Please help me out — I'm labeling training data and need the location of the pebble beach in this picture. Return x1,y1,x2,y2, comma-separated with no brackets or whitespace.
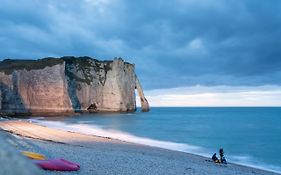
0,120,279,175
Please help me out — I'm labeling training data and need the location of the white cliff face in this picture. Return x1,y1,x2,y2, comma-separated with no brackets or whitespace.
65,58,137,112
0,57,149,115
0,63,72,114
100,59,137,112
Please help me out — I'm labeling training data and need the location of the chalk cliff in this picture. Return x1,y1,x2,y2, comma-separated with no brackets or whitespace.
0,57,149,115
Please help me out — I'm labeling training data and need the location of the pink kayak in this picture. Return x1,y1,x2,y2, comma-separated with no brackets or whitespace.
33,158,80,171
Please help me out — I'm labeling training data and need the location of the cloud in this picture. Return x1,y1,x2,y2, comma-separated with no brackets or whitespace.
137,85,281,107
0,0,281,90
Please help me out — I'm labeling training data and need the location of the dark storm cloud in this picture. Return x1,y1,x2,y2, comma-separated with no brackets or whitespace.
0,0,281,89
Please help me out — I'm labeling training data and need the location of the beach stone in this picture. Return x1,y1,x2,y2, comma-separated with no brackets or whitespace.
0,131,41,175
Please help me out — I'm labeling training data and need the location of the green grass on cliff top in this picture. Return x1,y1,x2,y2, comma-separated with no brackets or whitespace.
0,56,125,75
0,58,64,74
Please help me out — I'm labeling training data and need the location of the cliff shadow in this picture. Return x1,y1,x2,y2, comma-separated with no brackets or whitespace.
0,73,29,115
66,78,82,113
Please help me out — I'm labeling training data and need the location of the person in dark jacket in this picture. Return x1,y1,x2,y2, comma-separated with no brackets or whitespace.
212,153,220,163
219,148,227,164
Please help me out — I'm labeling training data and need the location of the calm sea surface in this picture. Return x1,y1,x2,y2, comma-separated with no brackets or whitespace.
31,107,281,173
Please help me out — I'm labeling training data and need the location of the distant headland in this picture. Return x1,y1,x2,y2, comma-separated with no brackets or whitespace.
0,56,149,116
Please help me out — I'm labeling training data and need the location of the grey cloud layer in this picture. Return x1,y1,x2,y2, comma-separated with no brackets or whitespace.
0,0,281,89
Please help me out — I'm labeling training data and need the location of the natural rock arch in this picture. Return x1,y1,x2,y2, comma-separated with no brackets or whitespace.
135,76,149,112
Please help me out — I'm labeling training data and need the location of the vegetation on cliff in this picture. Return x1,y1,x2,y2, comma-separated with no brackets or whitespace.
0,57,120,81
63,56,113,85
0,58,64,74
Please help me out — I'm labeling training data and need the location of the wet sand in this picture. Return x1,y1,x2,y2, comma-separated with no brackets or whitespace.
0,120,279,175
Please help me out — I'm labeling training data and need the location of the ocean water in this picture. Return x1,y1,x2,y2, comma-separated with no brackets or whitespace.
30,107,281,173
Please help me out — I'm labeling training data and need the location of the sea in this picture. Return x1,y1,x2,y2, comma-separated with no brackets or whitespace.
29,107,281,173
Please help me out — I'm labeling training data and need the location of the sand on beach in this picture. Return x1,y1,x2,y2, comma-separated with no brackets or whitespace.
0,120,279,175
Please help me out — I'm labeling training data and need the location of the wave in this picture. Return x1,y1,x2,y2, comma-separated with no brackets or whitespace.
0,117,9,121
230,155,281,174
29,119,203,154
29,119,281,174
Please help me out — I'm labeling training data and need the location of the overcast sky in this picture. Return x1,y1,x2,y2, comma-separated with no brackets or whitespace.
1,0,281,106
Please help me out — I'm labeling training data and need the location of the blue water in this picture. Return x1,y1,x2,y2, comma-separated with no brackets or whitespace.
33,107,281,173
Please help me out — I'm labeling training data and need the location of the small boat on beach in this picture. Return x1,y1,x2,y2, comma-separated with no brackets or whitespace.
34,158,80,171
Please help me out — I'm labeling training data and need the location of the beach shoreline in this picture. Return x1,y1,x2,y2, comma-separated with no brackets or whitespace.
0,120,280,175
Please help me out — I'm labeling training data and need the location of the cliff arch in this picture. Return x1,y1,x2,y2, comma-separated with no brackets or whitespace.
135,76,149,112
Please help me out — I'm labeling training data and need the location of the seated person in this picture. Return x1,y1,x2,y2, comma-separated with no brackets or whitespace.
212,153,220,163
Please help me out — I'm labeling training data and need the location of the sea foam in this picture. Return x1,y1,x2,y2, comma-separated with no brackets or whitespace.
29,119,203,154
